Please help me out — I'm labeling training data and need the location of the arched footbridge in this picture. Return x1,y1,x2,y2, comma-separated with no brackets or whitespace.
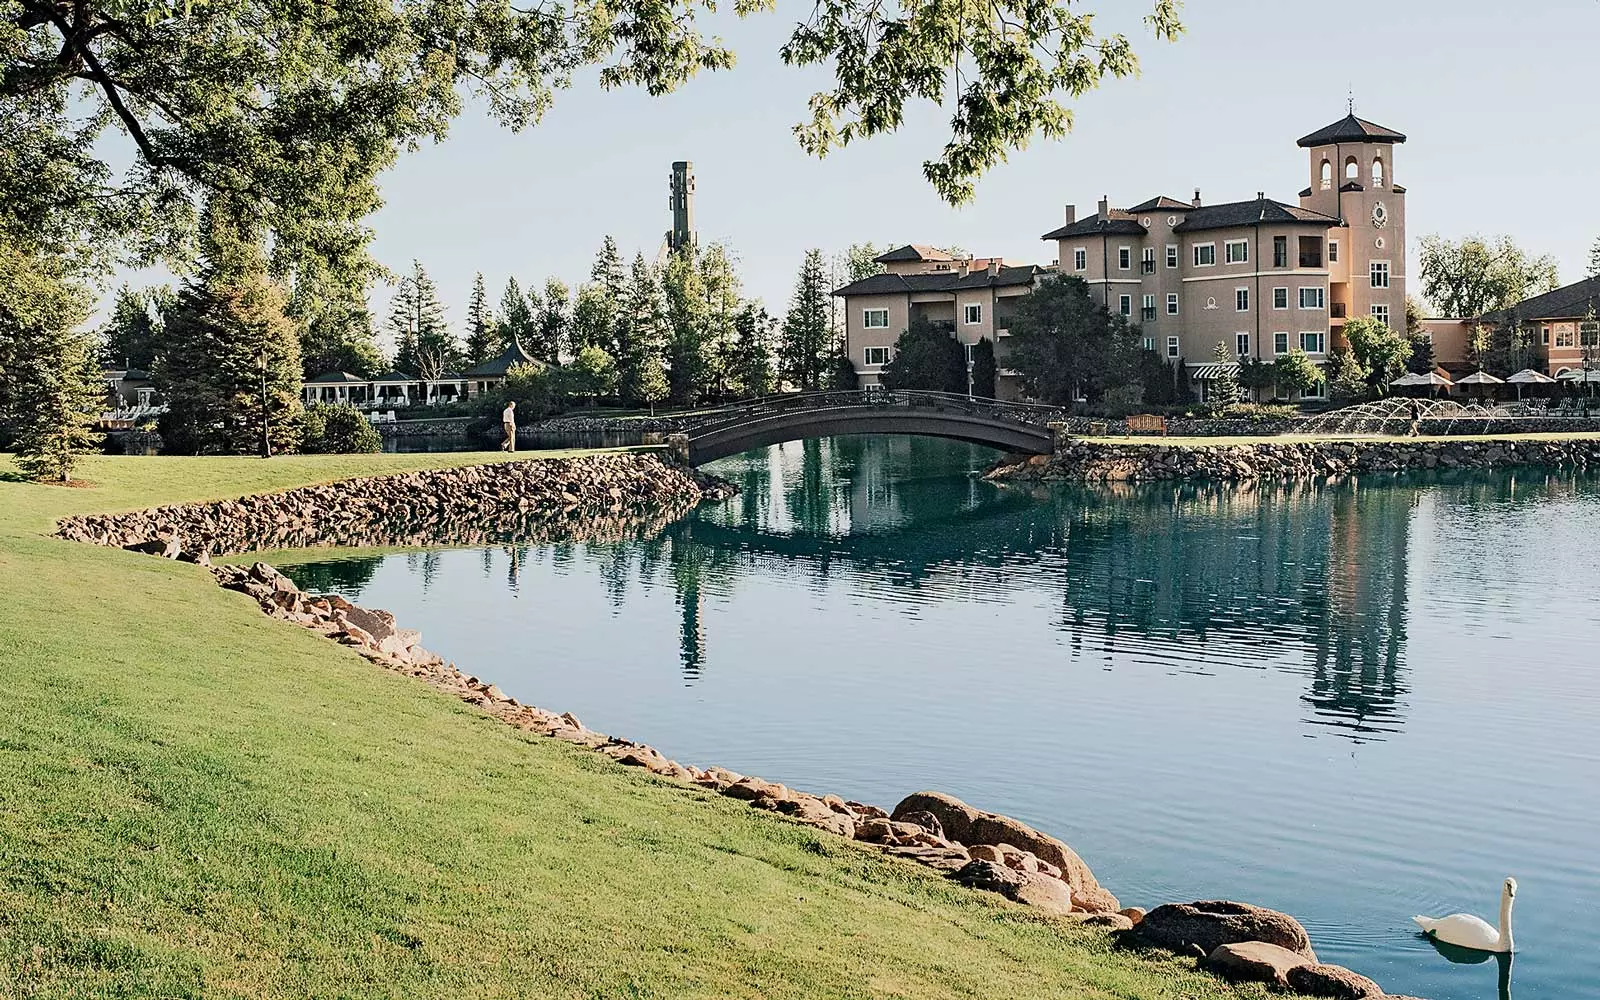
668,390,1066,466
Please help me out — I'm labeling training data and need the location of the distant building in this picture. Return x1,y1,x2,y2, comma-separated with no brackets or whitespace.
1478,276,1600,377
668,160,695,253
836,113,1414,401
301,341,538,409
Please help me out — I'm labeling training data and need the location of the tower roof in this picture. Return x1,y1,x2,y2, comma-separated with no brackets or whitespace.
1298,114,1406,147
873,244,959,264
463,339,538,378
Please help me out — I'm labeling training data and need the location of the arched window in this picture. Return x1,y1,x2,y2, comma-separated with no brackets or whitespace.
1320,159,1333,189
1345,156,1359,181
1372,157,1385,187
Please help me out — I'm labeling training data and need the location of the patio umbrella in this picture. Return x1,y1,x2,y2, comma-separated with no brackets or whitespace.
1390,371,1453,397
1506,368,1556,400
1456,370,1504,402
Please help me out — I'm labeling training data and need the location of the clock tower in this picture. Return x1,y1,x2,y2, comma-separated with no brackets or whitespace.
1297,112,1407,337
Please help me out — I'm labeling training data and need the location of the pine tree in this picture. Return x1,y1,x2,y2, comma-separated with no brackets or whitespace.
617,253,668,406
1,242,100,479
534,278,569,364
662,246,711,406
728,303,775,398
465,272,498,365
497,277,534,354
1208,340,1241,408
289,276,383,378
780,249,832,390
155,263,303,455
571,283,612,355
588,236,627,356
100,285,171,371
388,261,453,377
699,243,741,399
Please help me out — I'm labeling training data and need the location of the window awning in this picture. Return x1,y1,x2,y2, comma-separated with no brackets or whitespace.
1188,363,1240,380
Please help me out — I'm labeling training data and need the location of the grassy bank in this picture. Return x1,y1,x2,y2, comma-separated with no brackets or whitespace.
0,453,1260,999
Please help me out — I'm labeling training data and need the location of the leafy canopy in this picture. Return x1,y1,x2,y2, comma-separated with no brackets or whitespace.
1418,234,1559,319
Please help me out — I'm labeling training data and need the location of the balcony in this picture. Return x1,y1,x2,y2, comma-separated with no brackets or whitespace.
1330,302,1347,319
1299,252,1324,269
1140,307,1158,322
1141,261,1156,274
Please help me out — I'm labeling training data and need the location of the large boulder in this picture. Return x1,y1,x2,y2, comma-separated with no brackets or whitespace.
951,860,1075,917
1206,941,1316,987
1286,964,1386,999
891,791,1111,908
1127,900,1316,960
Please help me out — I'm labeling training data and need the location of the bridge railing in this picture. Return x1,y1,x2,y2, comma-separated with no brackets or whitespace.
682,389,1066,439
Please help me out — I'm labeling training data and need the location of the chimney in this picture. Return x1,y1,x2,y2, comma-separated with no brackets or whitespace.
1097,196,1109,222
987,258,1001,277
1064,204,1076,225
1257,190,1265,201
958,258,970,278
1192,188,1202,208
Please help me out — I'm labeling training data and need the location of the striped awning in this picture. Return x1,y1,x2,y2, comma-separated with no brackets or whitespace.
1188,363,1240,380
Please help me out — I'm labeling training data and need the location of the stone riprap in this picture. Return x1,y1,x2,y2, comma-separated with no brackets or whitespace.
55,454,733,556
990,436,1600,484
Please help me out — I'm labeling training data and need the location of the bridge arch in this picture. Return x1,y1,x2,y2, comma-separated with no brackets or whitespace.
674,391,1060,466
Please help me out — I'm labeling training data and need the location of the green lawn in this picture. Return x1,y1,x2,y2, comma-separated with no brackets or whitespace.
0,453,1264,999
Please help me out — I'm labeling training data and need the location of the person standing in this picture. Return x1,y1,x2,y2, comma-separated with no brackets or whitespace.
501,400,517,452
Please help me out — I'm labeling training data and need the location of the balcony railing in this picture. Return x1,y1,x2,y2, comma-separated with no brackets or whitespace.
1140,307,1158,321
1141,261,1156,274
1330,302,1347,318
1299,253,1323,268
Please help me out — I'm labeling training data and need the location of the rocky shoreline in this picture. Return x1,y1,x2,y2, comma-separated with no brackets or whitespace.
58,453,1426,999
990,435,1600,484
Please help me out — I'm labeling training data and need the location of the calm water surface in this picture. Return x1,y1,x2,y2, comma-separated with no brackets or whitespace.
288,437,1600,1000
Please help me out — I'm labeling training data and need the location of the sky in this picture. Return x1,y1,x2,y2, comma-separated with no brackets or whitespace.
116,0,1600,345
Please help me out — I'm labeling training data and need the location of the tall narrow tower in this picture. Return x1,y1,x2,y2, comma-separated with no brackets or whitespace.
668,161,696,253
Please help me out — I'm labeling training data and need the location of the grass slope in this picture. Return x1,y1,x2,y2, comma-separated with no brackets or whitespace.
1,454,1262,999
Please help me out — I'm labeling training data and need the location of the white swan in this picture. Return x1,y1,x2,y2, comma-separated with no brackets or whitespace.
1413,877,1517,953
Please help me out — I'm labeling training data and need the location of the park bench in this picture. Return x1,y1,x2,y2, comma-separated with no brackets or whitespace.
1127,413,1168,436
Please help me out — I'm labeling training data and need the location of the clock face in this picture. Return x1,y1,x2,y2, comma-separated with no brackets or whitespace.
1372,201,1389,229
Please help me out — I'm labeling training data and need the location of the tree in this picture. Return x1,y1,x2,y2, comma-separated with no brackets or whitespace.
100,285,171,370
1418,235,1560,318
534,278,570,364
662,246,712,405
1325,347,1368,403
1588,237,1600,279
1207,341,1241,408
1238,355,1276,402
571,283,613,356
1,241,99,480
1005,275,1140,408
299,403,382,454
551,346,618,403
465,273,498,366
589,236,628,355
618,254,668,406
1406,334,1436,375
841,243,885,284
780,249,832,390
1273,349,1325,400
728,304,775,399
389,262,455,376
699,243,741,399
1404,296,1427,337
289,277,384,379
155,261,303,456
828,346,859,390
970,338,997,398
880,314,965,393
496,277,535,354
1342,315,1411,396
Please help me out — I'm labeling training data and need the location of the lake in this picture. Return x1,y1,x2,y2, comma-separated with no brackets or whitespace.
285,436,1600,1000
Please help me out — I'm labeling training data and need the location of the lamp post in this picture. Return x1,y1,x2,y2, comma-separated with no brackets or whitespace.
258,335,271,459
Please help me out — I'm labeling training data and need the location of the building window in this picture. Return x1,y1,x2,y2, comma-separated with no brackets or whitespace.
1328,240,1339,263
1555,325,1576,348
1236,333,1250,357
1542,326,1551,345
1074,247,1088,271
863,308,889,329
1143,336,1156,352
1300,330,1326,354
1273,332,1289,355
1273,236,1288,268
1299,287,1326,309
1298,235,1323,268
1273,287,1288,309
1167,336,1180,358
1225,239,1249,264
964,303,983,325
1371,303,1390,327
1345,156,1358,181
1320,159,1333,189
1166,244,1179,268
1118,246,1132,270
1142,247,1156,274
1167,293,1180,315
1141,294,1157,321
1373,157,1385,188
1194,243,1216,267
1582,322,1600,347
1370,261,1390,288
863,346,892,366
1119,294,1132,316
1235,287,1250,312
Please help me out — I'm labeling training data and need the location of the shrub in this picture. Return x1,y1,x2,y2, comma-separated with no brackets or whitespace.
298,403,382,454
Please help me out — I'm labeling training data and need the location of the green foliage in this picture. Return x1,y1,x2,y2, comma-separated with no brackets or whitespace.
571,283,614,356
1138,351,1177,406
496,277,535,356
298,403,382,454
0,242,100,479
389,262,457,378
1273,349,1325,399
697,244,741,399
289,278,384,380
497,361,559,419
781,249,832,390
634,353,670,412
1405,296,1427,336
1237,356,1277,402
728,304,776,398
535,278,570,365
663,246,713,406
100,285,172,371
550,346,619,402
617,254,669,406
1325,348,1368,404
841,243,885,284
880,315,965,393
1342,315,1411,395
465,273,498,366
1205,341,1241,410
1418,234,1560,318
154,263,303,456
828,346,859,390
1481,316,1537,378
1405,333,1436,375
970,338,997,398
1006,275,1141,409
